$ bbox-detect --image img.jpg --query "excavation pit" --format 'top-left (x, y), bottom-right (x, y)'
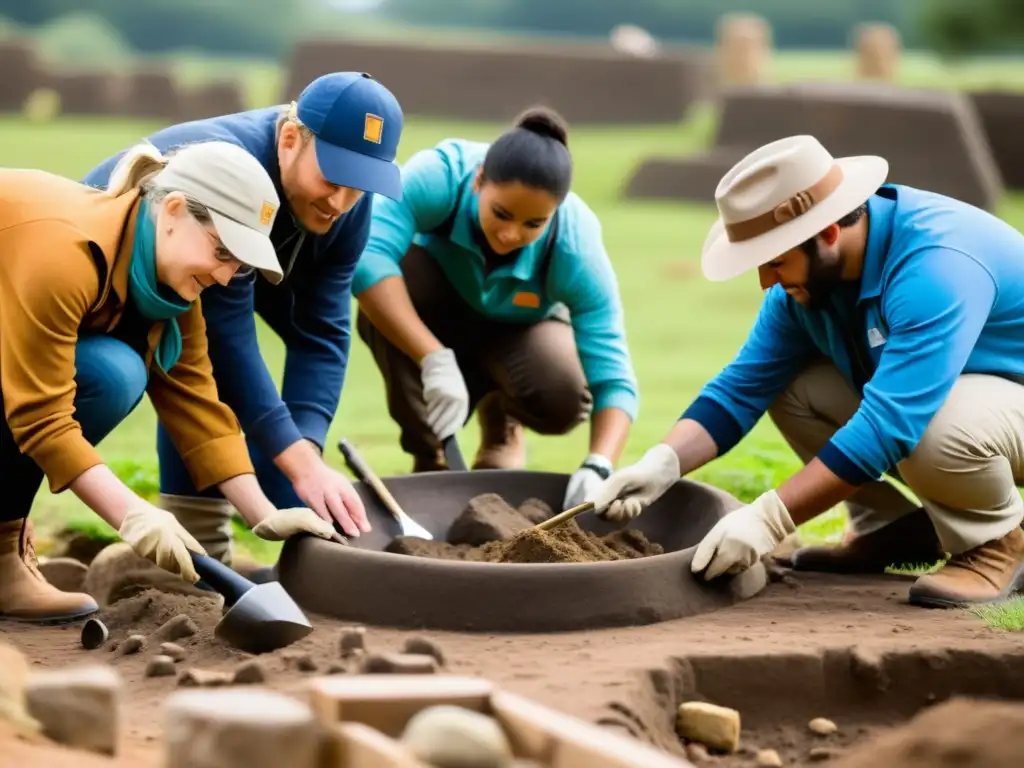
top-left (601, 645), bottom-right (1024, 766)
top-left (276, 470), bottom-right (768, 633)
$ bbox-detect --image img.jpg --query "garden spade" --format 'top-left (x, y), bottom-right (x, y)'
top-left (191, 552), bottom-right (313, 654)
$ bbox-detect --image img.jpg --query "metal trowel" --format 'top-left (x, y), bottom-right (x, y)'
top-left (191, 552), bottom-right (313, 654)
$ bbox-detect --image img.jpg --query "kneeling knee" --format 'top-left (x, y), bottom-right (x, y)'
top-left (517, 382), bottom-right (591, 435)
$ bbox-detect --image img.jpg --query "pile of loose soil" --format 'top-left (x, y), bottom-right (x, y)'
top-left (384, 493), bottom-right (664, 564)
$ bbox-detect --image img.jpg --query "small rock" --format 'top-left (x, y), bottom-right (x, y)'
top-left (676, 701), bottom-right (741, 754)
top-left (38, 557), bottom-right (89, 592)
top-left (116, 635), bottom-right (146, 656)
top-left (402, 636), bottom-right (446, 666)
top-left (757, 748), bottom-right (783, 766)
top-left (146, 656), bottom-right (177, 678)
top-left (400, 705), bottom-right (513, 768)
top-left (809, 717), bottom-right (838, 736)
top-left (81, 619), bottom-right (109, 650)
top-left (0, 642), bottom-right (41, 734)
top-left (232, 660), bottom-right (267, 685)
top-left (360, 652), bottom-right (439, 675)
top-left (326, 662), bottom-right (346, 675)
top-left (164, 689), bottom-right (319, 768)
top-left (159, 642), bottom-right (186, 662)
top-left (809, 747), bottom-right (839, 761)
top-left (24, 664), bottom-right (121, 755)
top-left (339, 627), bottom-right (366, 655)
top-left (179, 668), bottom-right (234, 688)
top-left (283, 651), bottom-right (317, 672)
top-left (154, 615), bottom-right (198, 642)
top-left (685, 742), bottom-right (710, 761)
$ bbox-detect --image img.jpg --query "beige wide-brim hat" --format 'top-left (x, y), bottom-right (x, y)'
top-left (700, 135), bottom-right (890, 282)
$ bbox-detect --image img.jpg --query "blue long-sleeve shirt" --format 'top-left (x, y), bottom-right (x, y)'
top-left (83, 107), bottom-right (370, 456)
top-left (351, 138), bottom-right (639, 419)
top-left (682, 183), bottom-right (1024, 485)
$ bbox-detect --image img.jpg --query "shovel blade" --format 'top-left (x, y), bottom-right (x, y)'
top-left (398, 512), bottom-right (433, 540)
top-left (214, 581), bottom-right (313, 654)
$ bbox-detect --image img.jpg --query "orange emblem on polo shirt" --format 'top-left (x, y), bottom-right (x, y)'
top-left (512, 291), bottom-right (540, 308)
top-left (364, 113), bottom-right (384, 144)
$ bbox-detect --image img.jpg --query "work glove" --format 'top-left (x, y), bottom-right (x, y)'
top-left (421, 347), bottom-right (470, 440)
top-left (252, 507), bottom-right (340, 542)
top-left (591, 443), bottom-right (680, 521)
top-left (562, 453), bottom-right (613, 510)
top-left (118, 504), bottom-right (206, 584)
top-left (691, 490), bottom-right (796, 581)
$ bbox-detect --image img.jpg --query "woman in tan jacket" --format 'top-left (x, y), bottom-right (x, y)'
top-left (0, 140), bottom-right (343, 623)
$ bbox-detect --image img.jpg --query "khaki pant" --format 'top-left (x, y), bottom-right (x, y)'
top-left (356, 245), bottom-right (592, 460)
top-left (769, 360), bottom-right (1024, 554)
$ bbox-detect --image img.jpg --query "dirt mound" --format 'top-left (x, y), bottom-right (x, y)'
top-left (834, 697), bottom-right (1024, 767)
top-left (385, 494), bottom-right (663, 564)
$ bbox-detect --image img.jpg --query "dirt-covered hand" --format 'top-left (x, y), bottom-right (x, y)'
top-left (691, 490), bottom-right (796, 580)
top-left (591, 444), bottom-right (680, 521)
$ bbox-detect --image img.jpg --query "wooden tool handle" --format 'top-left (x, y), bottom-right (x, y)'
top-left (337, 438), bottom-right (408, 521)
top-left (534, 501), bottom-right (596, 531)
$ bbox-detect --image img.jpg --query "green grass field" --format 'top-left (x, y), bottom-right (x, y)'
top-left (9, 50), bottom-right (1024, 628)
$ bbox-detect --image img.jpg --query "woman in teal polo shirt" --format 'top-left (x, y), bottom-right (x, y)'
top-left (353, 107), bottom-right (638, 510)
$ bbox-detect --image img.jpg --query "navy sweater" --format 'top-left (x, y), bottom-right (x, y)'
top-left (83, 107), bottom-right (371, 457)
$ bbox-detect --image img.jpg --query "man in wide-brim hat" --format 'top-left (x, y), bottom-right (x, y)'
top-left (591, 134), bottom-right (1024, 608)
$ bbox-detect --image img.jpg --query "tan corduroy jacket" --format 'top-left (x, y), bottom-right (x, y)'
top-left (0, 168), bottom-right (254, 493)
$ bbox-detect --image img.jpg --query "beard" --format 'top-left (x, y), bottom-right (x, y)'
top-left (796, 239), bottom-right (846, 310)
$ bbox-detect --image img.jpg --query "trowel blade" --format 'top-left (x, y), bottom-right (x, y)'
top-left (213, 581), bottom-right (313, 654)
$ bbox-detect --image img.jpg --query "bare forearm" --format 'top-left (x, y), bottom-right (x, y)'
top-left (274, 438), bottom-right (322, 483)
top-left (663, 418), bottom-right (719, 476)
top-left (776, 458), bottom-right (856, 526)
top-left (217, 474), bottom-right (276, 528)
top-left (589, 407), bottom-right (631, 463)
top-left (356, 277), bottom-right (442, 364)
top-left (68, 464), bottom-right (140, 529)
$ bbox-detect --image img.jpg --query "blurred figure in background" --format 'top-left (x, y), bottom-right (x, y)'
top-left (84, 72), bottom-right (405, 565)
top-left (353, 106), bottom-right (639, 511)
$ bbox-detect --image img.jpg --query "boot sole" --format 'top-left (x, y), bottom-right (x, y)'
top-left (0, 605), bottom-right (99, 625)
top-left (908, 562), bottom-right (1024, 609)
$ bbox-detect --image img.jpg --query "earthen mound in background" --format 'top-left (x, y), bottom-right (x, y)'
top-left (385, 494), bottom-right (664, 564)
top-left (281, 37), bottom-right (707, 124)
top-left (625, 81), bottom-right (1003, 211)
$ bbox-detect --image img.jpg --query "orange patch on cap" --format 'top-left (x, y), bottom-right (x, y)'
top-left (259, 201), bottom-right (275, 226)
top-left (364, 113), bottom-right (383, 144)
top-left (512, 291), bottom-right (540, 309)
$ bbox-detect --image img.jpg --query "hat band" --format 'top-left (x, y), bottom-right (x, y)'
top-left (724, 163), bottom-right (845, 243)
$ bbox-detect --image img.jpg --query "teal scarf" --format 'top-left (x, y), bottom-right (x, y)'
top-left (127, 199), bottom-right (191, 372)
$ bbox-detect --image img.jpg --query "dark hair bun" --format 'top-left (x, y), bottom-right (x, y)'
top-left (515, 107), bottom-right (569, 148)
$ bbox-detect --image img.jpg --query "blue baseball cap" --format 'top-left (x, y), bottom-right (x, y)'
top-left (296, 72), bottom-right (404, 201)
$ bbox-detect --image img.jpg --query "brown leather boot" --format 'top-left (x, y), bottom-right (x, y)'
top-left (909, 527), bottom-right (1024, 608)
top-left (472, 393), bottom-right (526, 470)
top-left (789, 507), bottom-right (945, 574)
top-left (0, 519), bottom-right (98, 623)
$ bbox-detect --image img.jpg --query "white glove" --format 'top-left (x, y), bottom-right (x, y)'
top-left (691, 490), bottom-right (796, 580)
top-left (252, 507), bottom-right (339, 542)
top-left (118, 505), bottom-right (207, 584)
top-left (563, 454), bottom-right (613, 509)
top-left (591, 444), bottom-right (680, 521)
top-left (421, 348), bottom-right (470, 440)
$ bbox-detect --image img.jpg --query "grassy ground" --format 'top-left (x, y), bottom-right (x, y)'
top-left (8, 51), bottom-right (1024, 631)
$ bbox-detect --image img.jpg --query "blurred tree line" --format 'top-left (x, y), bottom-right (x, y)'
top-left (0, 0), bottom-right (1021, 59)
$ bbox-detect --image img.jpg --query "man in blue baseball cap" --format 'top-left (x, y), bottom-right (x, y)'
top-left (82, 72), bottom-right (405, 567)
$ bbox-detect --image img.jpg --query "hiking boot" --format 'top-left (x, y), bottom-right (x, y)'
top-left (472, 393), bottom-right (525, 470)
top-left (0, 519), bottom-right (98, 623)
top-left (909, 527), bottom-right (1024, 608)
top-left (160, 494), bottom-right (235, 565)
top-left (789, 507), bottom-right (944, 574)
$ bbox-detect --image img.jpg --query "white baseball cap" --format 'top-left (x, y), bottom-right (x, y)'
top-left (150, 141), bottom-right (284, 284)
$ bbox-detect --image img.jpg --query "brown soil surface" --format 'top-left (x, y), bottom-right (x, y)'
top-left (385, 493), bottom-right (664, 563)
top-left (5, 559), bottom-right (1024, 766)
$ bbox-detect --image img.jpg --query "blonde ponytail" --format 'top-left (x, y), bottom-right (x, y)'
top-left (106, 141), bottom-right (168, 197)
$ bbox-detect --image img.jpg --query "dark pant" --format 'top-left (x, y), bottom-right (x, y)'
top-left (156, 422), bottom-right (302, 507)
top-left (1, 336), bottom-right (148, 523)
top-left (356, 245), bottom-right (592, 460)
